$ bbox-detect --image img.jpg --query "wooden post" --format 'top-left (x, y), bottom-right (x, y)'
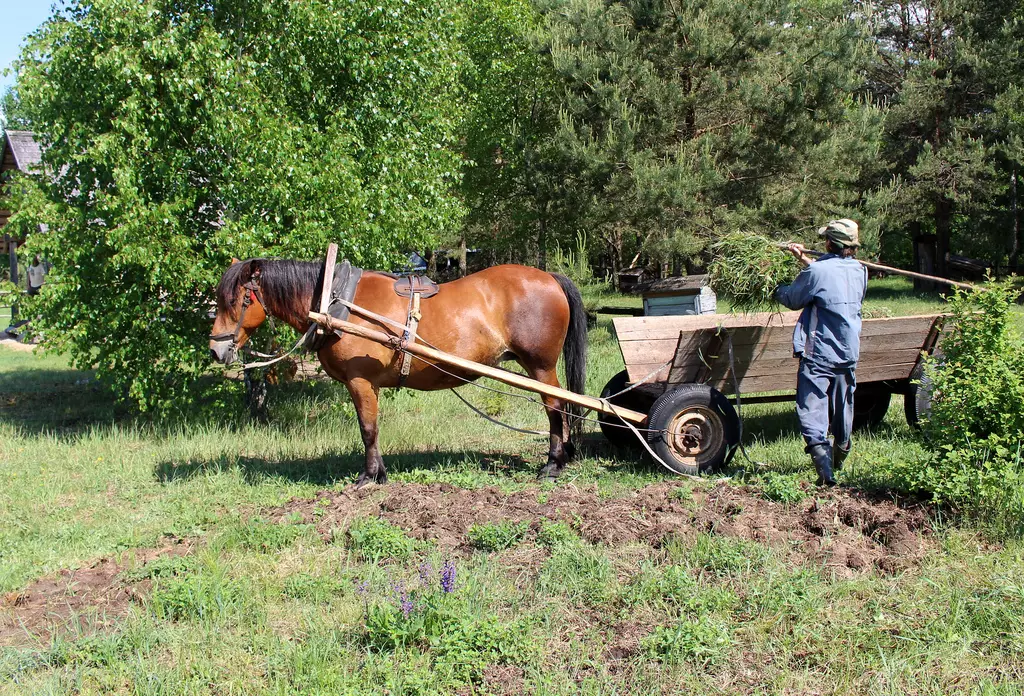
top-left (317, 243), bottom-right (338, 338)
top-left (308, 310), bottom-right (650, 425)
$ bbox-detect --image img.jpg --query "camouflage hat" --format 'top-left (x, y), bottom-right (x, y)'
top-left (817, 218), bottom-right (860, 247)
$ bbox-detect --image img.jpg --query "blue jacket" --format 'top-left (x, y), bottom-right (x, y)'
top-left (774, 254), bottom-right (868, 368)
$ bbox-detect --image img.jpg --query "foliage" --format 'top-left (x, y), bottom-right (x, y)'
top-left (0, 86), bottom-right (31, 131)
top-left (9, 0), bottom-right (467, 412)
top-left (536, 520), bottom-right (579, 548)
top-left (538, 541), bottom-right (616, 604)
top-left (467, 519), bottom-right (529, 551)
top-left (707, 233), bottom-right (802, 311)
top-left (686, 533), bottom-right (769, 576)
top-left (223, 517), bottom-right (312, 552)
top-left (907, 281), bottom-right (1024, 534)
top-left (621, 563), bottom-right (738, 613)
top-left (643, 615), bottom-right (734, 667)
top-left (149, 569), bottom-right (247, 623)
top-left (548, 231), bottom-right (599, 287)
top-left (346, 518), bottom-right (417, 561)
top-left (282, 573), bottom-right (347, 603)
top-left (755, 471), bottom-right (808, 505)
top-left (361, 560), bottom-right (530, 685)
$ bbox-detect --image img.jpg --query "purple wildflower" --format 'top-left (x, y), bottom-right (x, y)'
top-left (418, 560), bottom-right (434, 586)
top-left (440, 559), bottom-right (456, 594)
top-left (355, 579), bottom-right (370, 597)
top-left (398, 591), bottom-right (414, 618)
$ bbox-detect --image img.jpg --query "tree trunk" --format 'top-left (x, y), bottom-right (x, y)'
top-left (536, 209), bottom-right (548, 270)
top-left (426, 248), bottom-right (437, 277)
top-left (911, 221), bottom-right (938, 292)
top-left (1011, 166), bottom-right (1020, 273)
top-left (458, 237), bottom-right (467, 277)
top-left (934, 195), bottom-right (953, 278)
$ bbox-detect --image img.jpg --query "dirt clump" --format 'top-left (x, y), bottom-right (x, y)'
top-left (269, 480), bottom-right (931, 577)
top-left (0, 536), bottom-right (192, 647)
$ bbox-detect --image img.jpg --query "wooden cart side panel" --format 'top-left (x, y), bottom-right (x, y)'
top-left (616, 312), bottom-right (947, 393)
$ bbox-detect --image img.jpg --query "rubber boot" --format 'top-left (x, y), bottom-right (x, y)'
top-left (833, 442), bottom-right (850, 471)
top-left (807, 443), bottom-right (836, 487)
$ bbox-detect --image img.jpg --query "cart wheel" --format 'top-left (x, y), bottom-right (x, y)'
top-left (645, 384), bottom-right (739, 476)
top-left (852, 383), bottom-right (892, 431)
top-left (904, 363), bottom-right (936, 429)
top-left (598, 370), bottom-right (656, 449)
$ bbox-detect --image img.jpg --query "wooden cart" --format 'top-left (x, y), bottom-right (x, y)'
top-left (598, 311), bottom-right (946, 474)
top-left (307, 306), bottom-right (943, 479)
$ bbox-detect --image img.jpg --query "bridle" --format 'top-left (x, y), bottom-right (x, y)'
top-left (209, 275), bottom-right (268, 347)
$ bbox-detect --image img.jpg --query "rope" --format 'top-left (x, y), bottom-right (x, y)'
top-left (448, 388), bottom-right (548, 436)
top-left (238, 325), bottom-right (317, 370)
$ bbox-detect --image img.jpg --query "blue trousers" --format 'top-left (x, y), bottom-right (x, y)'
top-left (796, 358), bottom-right (856, 449)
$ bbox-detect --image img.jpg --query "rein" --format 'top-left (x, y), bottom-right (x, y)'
top-left (210, 273), bottom-right (318, 370)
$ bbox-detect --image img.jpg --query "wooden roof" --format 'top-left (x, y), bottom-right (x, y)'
top-left (2, 130), bottom-right (43, 174)
top-left (638, 274), bottom-right (709, 297)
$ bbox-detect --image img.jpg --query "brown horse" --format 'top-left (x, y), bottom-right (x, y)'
top-left (209, 259), bottom-right (587, 486)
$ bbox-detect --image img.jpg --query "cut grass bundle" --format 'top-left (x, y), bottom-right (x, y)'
top-left (708, 233), bottom-right (801, 312)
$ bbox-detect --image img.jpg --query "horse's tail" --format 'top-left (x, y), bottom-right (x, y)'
top-left (551, 273), bottom-right (588, 437)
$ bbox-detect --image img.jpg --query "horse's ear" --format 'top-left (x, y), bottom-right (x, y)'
top-left (230, 257), bottom-right (240, 265)
top-left (248, 259), bottom-right (263, 281)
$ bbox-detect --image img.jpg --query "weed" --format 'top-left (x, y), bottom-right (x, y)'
top-left (756, 471), bottom-right (807, 504)
top-left (282, 573), bottom-right (346, 603)
top-left (149, 570), bottom-right (247, 623)
top-left (467, 520), bottom-right (529, 552)
top-left (223, 517), bottom-right (313, 552)
top-left (622, 563), bottom-right (738, 614)
top-left (345, 518), bottom-right (416, 561)
top-left (536, 520), bottom-right (579, 549)
top-left (686, 533), bottom-right (769, 576)
top-left (643, 616), bottom-right (733, 667)
top-left (539, 542), bottom-right (615, 605)
top-left (121, 554), bottom-right (197, 582)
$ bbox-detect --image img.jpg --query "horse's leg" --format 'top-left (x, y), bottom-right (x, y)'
top-left (345, 377), bottom-right (387, 487)
top-left (525, 366), bottom-right (573, 481)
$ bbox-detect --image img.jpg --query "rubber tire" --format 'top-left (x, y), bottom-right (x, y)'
top-left (645, 383), bottom-right (740, 476)
top-left (852, 382), bottom-right (892, 432)
top-left (598, 370), bottom-right (656, 449)
top-left (904, 363), bottom-right (934, 429)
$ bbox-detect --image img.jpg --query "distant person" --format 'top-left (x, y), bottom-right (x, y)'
top-left (774, 219), bottom-right (867, 486)
top-left (27, 255), bottom-right (47, 296)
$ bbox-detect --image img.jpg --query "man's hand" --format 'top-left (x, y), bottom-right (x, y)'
top-left (787, 243), bottom-right (813, 267)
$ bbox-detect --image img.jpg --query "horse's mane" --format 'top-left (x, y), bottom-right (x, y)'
top-left (216, 259), bottom-right (323, 321)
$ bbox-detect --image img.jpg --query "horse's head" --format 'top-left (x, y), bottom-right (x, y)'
top-left (209, 259), bottom-right (269, 364)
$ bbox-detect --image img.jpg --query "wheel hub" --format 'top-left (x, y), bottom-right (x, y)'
top-left (667, 406), bottom-right (724, 467)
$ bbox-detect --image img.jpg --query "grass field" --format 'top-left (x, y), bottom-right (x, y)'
top-left (2, 278), bottom-right (1024, 694)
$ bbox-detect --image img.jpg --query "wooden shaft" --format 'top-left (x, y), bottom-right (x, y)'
top-left (308, 311), bottom-right (650, 424)
top-left (777, 244), bottom-right (977, 290)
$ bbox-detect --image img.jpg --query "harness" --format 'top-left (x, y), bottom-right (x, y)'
top-left (209, 277), bottom-right (268, 345)
top-left (393, 275), bottom-right (439, 385)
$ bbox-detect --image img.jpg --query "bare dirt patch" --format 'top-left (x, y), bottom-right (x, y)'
top-left (0, 536), bottom-right (192, 647)
top-left (268, 480), bottom-right (931, 577)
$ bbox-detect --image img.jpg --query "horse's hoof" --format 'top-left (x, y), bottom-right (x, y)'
top-left (537, 463), bottom-right (563, 481)
top-left (355, 474), bottom-right (377, 490)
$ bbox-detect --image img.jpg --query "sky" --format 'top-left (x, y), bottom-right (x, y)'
top-left (0, 0), bottom-right (58, 95)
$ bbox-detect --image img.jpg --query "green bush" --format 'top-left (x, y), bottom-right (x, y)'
top-left (908, 281), bottom-right (1024, 535)
top-left (467, 520), bottom-right (529, 552)
top-left (346, 518), bottom-right (417, 561)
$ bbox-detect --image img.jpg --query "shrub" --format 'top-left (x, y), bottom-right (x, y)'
top-left (467, 520), bottom-right (529, 552)
top-left (908, 281), bottom-right (1024, 535)
top-left (345, 518), bottom-right (417, 561)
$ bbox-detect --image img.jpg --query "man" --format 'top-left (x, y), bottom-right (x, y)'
top-left (27, 255), bottom-right (47, 296)
top-left (774, 219), bottom-right (867, 486)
